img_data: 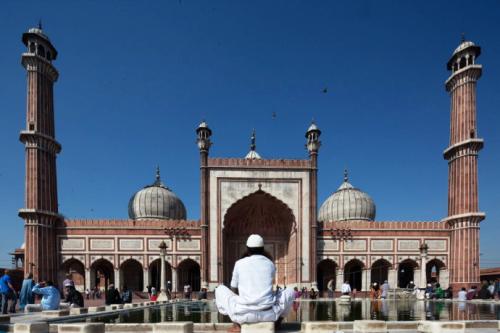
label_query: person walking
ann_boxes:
[32,280,61,310]
[215,234,294,332]
[121,285,132,303]
[381,280,389,299]
[184,284,192,299]
[327,278,335,298]
[458,287,467,301]
[341,281,351,296]
[0,270,17,314]
[105,284,122,305]
[19,273,35,311]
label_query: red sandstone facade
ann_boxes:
[17,27,485,294]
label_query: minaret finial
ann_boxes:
[461,32,465,43]
[38,19,42,30]
[344,168,348,182]
[156,165,161,182]
[250,129,256,151]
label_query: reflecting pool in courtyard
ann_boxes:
[59,299,500,324]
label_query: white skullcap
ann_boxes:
[246,234,264,248]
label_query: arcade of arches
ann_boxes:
[60,257,202,293]
[314,258,448,293]
[223,190,297,286]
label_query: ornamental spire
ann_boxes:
[344,168,349,182]
[156,165,161,182]
[250,129,256,151]
[245,129,261,159]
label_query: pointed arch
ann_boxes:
[344,259,365,291]
[317,259,338,293]
[90,258,114,290]
[120,259,143,292]
[426,258,446,284]
[371,259,391,285]
[398,259,418,288]
[177,259,200,292]
[60,258,85,291]
[223,189,297,285]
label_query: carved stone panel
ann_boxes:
[90,239,114,250]
[148,239,172,251]
[317,239,339,251]
[344,239,367,251]
[60,238,85,251]
[425,239,447,251]
[371,240,393,251]
[398,239,419,251]
[177,239,200,251]
[119,239,143,251]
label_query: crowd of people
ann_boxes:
[457,280,500,301]
[0,270,144,313]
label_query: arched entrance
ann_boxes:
[177,259,201,291]
[90,259,114,290]
[60,259,85,291]
[317,259,337,293]
[149,259,172,291]
[120,259,143,292]
[426,259,445,284]
[371,259,391,285]
[398,259,418,288]
[222,190,297,285]
[344,259,364,291]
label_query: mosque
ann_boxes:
[15,25,485,295]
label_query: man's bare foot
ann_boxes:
[227,323,241,332]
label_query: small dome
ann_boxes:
[318,171,376,222]
[307,122,319,132]
[452,40,476,56]
[128,167,187,220]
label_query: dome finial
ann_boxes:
[461,32,466,43]
[250,129,256,151]
[344,168,349,182]
[156,165,161,182]
[38,19,42,30]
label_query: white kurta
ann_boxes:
[215,255,294,324]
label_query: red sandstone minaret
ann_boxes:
[19,24,61,282]
[196,121,212,289]
[306,122,321,288]
[444,36,485,290]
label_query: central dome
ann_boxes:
[128,168,187,220]
[318,171,376,222]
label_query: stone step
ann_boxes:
[42,309,70,318]
[58,323,105,333]
[241,322,275,333]
[14,323,49,333]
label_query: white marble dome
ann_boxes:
[128,168,186,220]
[318,172,376,222]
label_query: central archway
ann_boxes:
[222,190,297,285]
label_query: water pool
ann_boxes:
[58,299,500,324]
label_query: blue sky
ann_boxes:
[0,1,499,268]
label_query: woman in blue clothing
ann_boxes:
[19,273,35,311]
[32,281,60,310]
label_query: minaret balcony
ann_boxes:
[19,130,61,154]
[443,138,483,161]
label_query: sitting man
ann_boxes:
[63,283,84,308]
[215,234,294,332]
[32,281,61,310]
